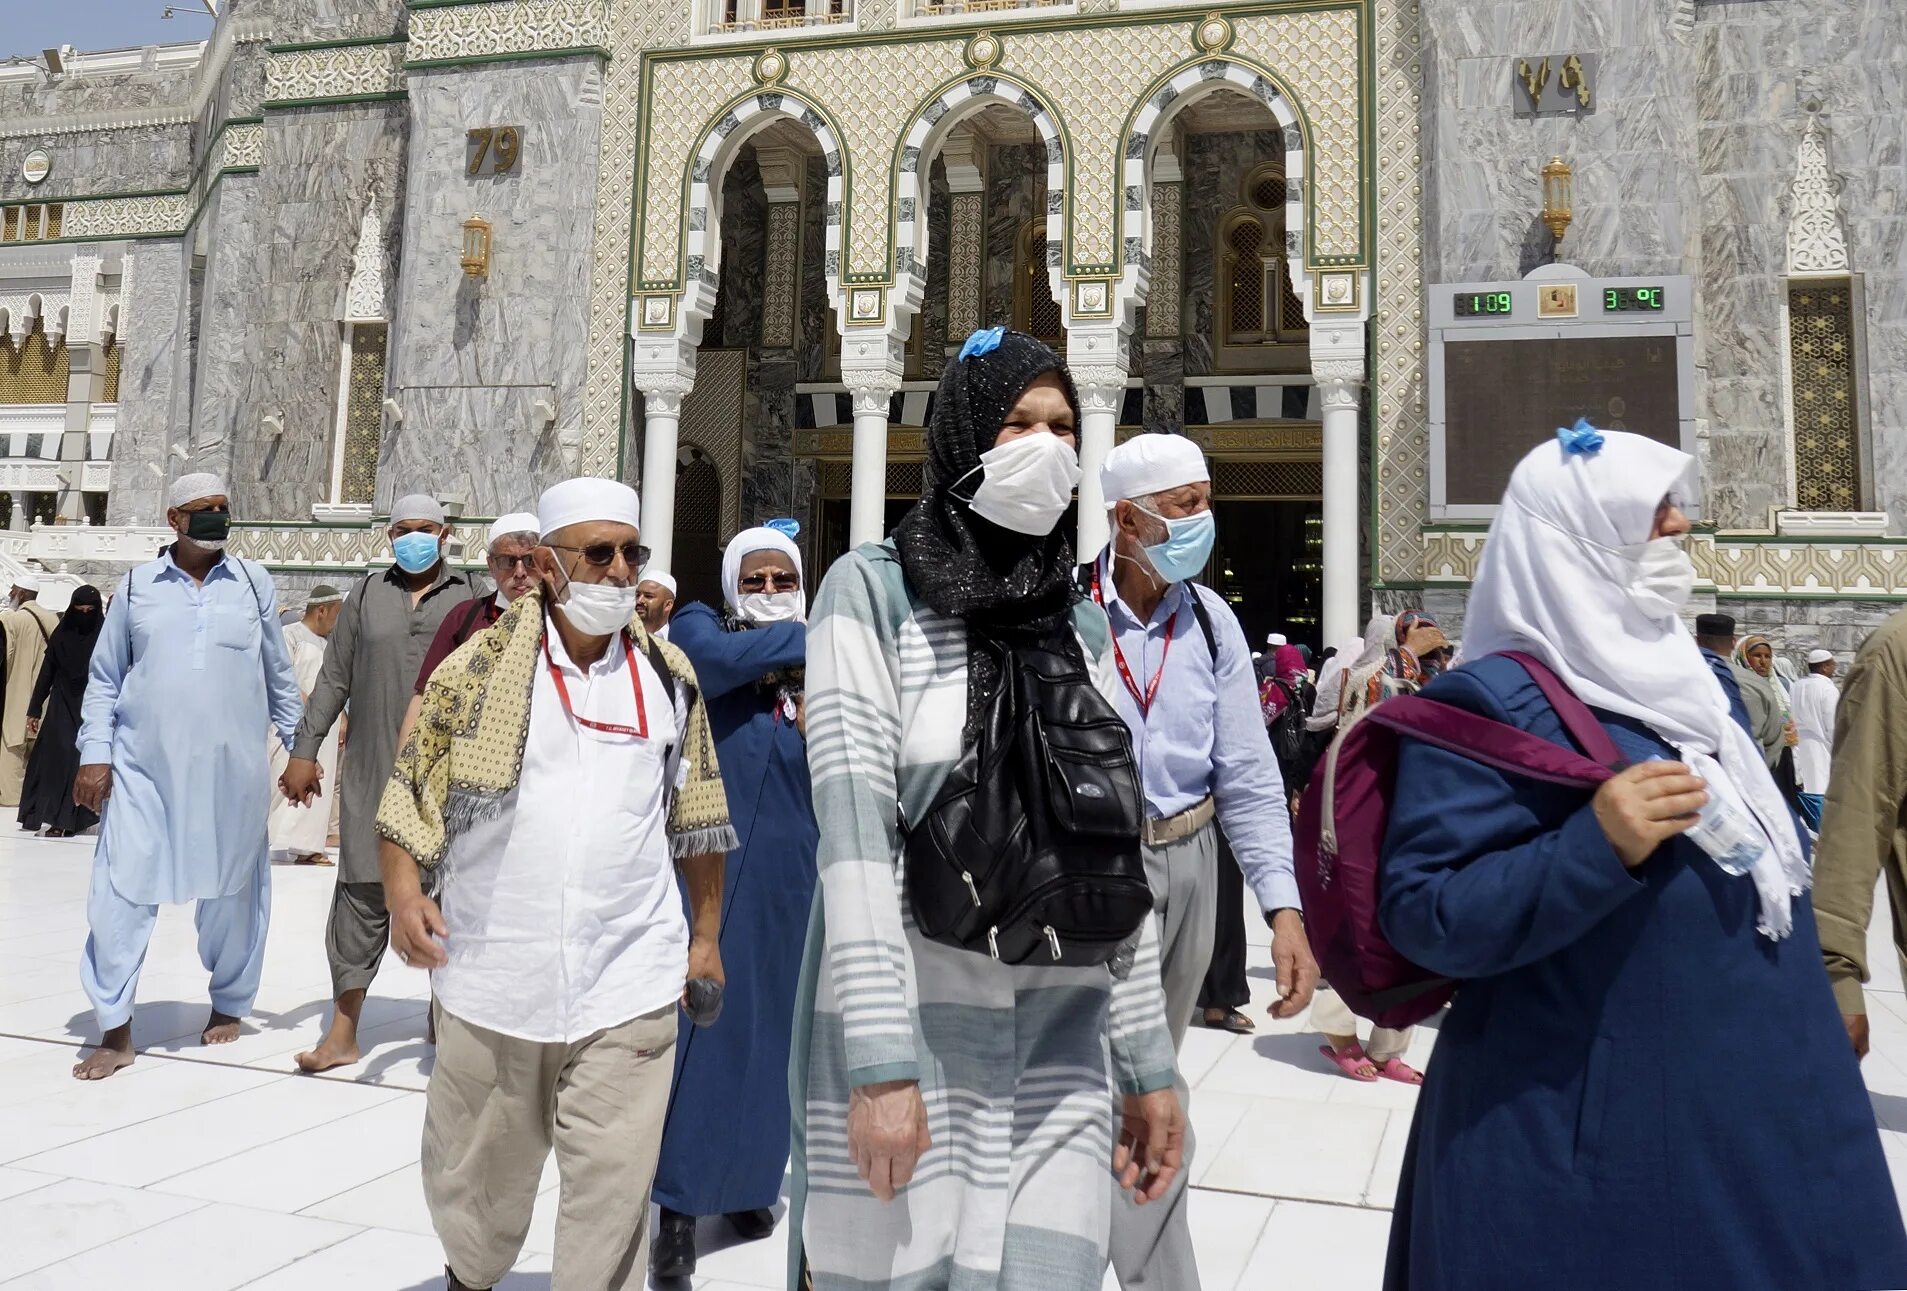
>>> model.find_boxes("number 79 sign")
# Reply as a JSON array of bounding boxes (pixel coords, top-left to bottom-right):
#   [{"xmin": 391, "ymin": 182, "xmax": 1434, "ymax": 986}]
[{"xmin": 466, "ymin": 127, "xmax": 523, "ymax": 177}]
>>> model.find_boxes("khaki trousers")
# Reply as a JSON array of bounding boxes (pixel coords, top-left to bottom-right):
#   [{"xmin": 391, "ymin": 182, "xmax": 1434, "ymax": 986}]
[
  {"xmin": 424, "ymin": 1002, "xmax": 678, "ymax": 1290},
  {"xmin": 1310, "ymin": 988, "xmax": 1412, "ymax": 1063}
]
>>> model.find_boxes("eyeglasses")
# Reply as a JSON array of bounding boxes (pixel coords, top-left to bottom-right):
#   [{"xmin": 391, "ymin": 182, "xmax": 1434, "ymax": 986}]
[
  {"xmin": 489, "ymin": 553, "xmax": 536, "ymax": 571},
  {"xmin": 548, "ymin": 541, "xmax": 650, "ymax": 571},
  {"xmin": 737, "ymin": 573, "xmax": 801, "ymax": 593}
]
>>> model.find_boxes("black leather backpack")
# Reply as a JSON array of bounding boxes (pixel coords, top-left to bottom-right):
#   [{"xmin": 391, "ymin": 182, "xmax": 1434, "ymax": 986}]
[{"xmin": 902, "ymin": 634, "xmax": 1153, "ymax": 966}]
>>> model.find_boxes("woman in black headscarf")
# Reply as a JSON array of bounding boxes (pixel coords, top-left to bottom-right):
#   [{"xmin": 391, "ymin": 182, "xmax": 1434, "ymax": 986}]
[
  {"xmin": 21, "ymin": 585, "xmax": 104, "ymax": 836},
  {"xmin": 789, "ymin": 328, "xmax": 1183, "ymax": 1291}
]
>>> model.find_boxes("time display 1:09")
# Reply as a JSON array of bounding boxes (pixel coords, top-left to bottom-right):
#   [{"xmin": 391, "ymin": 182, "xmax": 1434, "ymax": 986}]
[
  {"xmin": 1605, "ymin": 286, "xmax": 1666, "ymax": 312},
  {"xmin": 1455, "ymin": 291, "xmax": 1514, "ymax": 317}
]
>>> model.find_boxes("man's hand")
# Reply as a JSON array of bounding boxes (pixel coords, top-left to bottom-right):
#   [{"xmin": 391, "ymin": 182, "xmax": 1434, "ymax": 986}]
[
  {"xmin": 1784, "ymin": 720, "xmax": 1800, "ymax": 749},
  {"xmin": 1267, "ymin": 908, "xmax": 1319, "ymax": 1018},
  {"xmin": 1593, "ymin": 761, "xmax": 1707, "ymax": 869},
  {"xmin": 389, "ymin": 891, "xmax": 448, "ymax": 970},
  {"xmin": 25, "ymin": 717, "xmax": 39, "ymax": 741},
  {"xmin": 685, "ymin": 934, "xmax": 724, "ymax": 996},
  {"xmin": 847, "ymin": 1079, "xmax": 931, "ymax": 1201},
  {"xmin": 1114, "ymin": 1088, "xmax": 1185, "ymax": 1204},
  {"xmin": 74, "ymin": 763, "xmax": 111, "ymax": 813},
  {"xmin": 1846, "ymin": 1012, "xmax": 1871, "ymax": 1062},
  {"xmin": 795, "ymin": 694, "xmax": 807, "ymax": 738},
  {"xmin": 279, "ymin": 757, "xmax": 322, "ymax": 807}
]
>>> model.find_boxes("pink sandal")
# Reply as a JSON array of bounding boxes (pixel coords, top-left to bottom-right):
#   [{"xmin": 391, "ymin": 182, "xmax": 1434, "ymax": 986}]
[
  {"xmin": 1319, "ymin": 1042, "xmax": 1380, "ymax": 1083},
  {"xmin": 1375, "ymin": 1057, "xmax": 1423, "ymax": 1085}
]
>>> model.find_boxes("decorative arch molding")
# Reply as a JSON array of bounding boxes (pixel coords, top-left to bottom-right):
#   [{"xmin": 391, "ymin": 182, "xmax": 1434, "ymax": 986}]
[
  {"xmin": 891, "ymin": 71, "xmax": 1070, "ymax": 326},
  {"xmin": 670, "ymin": 88, "xmax": 849, "ymax": 340},
  {"xmin": 1120, "ymin": 55, "xmax": 1311, "ymax": 310}
]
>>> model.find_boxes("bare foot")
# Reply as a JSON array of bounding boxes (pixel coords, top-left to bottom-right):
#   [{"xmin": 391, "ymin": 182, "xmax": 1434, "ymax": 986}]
[
  {"xmin": 202, "ymin": 1010, "xmax": 242, "ymax": 1045},
  {"xmin": 295, "ymin": 1019, "xmax": 361, "ymax": 1074},
  {"xmin": 73, "ymin": 1023, "xmax": 135, "ymax": 1080}
]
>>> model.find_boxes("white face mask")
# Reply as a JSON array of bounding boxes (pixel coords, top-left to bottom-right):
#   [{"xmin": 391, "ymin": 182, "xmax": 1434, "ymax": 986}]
[
  {"xmin": 737, "ymin": 590, "xmax": 805, "ymax": 624},
  {"xmin": 1628, "ymin": 536, "xmax": 1695, "ymax": 621},
  {"xmin": 961, "ymin": 432, "xmax": 1081, "ymax": 536},
  {"xmin": 556, "ymin": 579, "xmax": 638, "ymax": 636}
]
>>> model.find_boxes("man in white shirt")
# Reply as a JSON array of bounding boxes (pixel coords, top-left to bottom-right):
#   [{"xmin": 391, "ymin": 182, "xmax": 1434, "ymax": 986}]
[
  {"xmin": 268, "ymin": 585, "xmax": 343, "ymax": 864},
  {"xmin": 377, "ymin": 477, "xmax": 736, "ymax": 1291},
  {"xmin": 636, "ymin": 570, "xmax": 676, "ymax": 640},
  {"xmin": 1791, "ymin": 647, "xmax": 1841, "ymax": 829}
]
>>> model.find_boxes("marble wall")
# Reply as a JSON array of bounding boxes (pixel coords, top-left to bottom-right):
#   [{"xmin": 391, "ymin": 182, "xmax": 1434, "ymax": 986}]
[
  {"xmin": 795, "ymin": 156, "xmax": 829, "ymax": 382},
  {"xmin": 1182, "ymin": 129, "xmax": 1291, "ymax": 379},
  {"xmin": 917, "ymin": 158, "xmax": 953, "ymax": 373},
  {"xmin": 0, "ymin": 127, "xmax": 194, "ymax": 205},
  {"xmin": 983, "ymin": 143, "xmax": 1044, "ymax": 328},
  {"xmin": 254, "ymin": 0, "xmax": 407, "ymax": 43},
  {"xmin": 383, "ymin": 58, "xmax": 602, "ymax": 517},
  {"xmin": 107, "ymin": 240, "xmax": 189, "ymax": 528},
  {"xmin": 183, "ymin": 175, "xmax": 261, "ymax": 486}
]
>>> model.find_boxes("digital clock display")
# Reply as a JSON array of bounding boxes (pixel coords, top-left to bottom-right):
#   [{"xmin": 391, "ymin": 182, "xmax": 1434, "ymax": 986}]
[
  {"xmin": 1455, "ymin": 290, "xmax": 1514, "ymax": 318},
  {"xmin": 1604, "ymin": 285, "xmax": 1666, "ymax": 312}
]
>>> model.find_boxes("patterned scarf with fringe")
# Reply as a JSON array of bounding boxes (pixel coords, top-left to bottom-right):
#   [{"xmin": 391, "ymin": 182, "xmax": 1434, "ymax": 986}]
[{"xmin": 376, "ymin": 587, "xmax": 738, "ymax": 870}]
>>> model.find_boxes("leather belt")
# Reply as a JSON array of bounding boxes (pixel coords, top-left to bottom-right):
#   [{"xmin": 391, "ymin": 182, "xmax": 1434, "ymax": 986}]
[{"xmin": 1142, "ymin": 796, "xmax": 1216, "ymax": 847}]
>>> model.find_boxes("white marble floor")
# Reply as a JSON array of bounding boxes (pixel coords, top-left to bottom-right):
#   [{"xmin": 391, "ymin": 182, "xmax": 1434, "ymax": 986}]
[{"xmin": 2, "ymin": 833, "xmax": 1905, "ymax": 1289}]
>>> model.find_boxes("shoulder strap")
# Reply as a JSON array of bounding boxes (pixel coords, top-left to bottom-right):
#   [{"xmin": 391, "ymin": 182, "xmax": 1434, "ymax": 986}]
[
  {"xmin": 28, "ymin": 607, "xmax": 49, "ymax": 645},
  {"xmin": 1496, "ymin": 651, "xmax": 1626, "ymax": 769},
  {"xmin": 1183, "ymin": 585, "xmax": 1219, "ymax": 660},
  {"xmin": 1364, "ymin": 694, "xmax": 1613, "ymax": 789}
]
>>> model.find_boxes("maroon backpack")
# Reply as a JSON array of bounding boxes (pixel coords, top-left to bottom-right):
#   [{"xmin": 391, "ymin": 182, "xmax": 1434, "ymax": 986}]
[{"xmin": 1293, "ymin": 651, "xmax": 1624, "ymax": 1029}]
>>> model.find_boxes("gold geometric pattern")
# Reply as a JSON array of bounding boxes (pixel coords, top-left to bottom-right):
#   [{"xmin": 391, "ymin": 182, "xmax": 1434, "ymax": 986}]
[
  {"xmin": 1212, "ymin": 459, "xmax": 1323, "ymax": 498},
  {"xmin": 340, "ymin": 323, "xmax": 387, "ymax": 504},
  {"xmin": 1788, "ymin": 280, "xmax": 1862, "ymax": 511},
  {"xmin": 1371, "ymin": 0, "xmax": 1429, "ymax": 583},
  {"xmin": 0, "ymin": 325, "xmax": 68, "ymax": 405},
  {"xmin": 102, "ymin": 339, "xmax": 121, "ymax": 403},
  {"xmin": 1232, "ymin": 9, "xmax": 1362, "ymax": 263}
]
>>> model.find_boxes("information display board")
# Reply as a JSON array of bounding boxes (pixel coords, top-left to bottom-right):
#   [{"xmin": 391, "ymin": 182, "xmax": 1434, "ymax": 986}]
[{"xmin": 1427, "ymin": 274, "xmax": 1695, "ymax": 519}]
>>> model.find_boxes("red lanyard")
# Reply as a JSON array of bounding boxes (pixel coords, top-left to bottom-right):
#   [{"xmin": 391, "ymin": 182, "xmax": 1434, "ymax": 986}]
[
  {"xmin": 542, "ymin": 630, "xmax": 648, "ymax": 739},
  {"xmin": 1091, "ymin": 566, "xmax": 1176, "ymax": 716}
]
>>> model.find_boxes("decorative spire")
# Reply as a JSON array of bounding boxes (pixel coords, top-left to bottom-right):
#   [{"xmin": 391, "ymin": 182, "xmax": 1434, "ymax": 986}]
[
  {"xmin": 343, "ymin": 204, "xmax": 387, "ymax": 321},
  {"xmin": 1786, "ymin": 117, "xmax": 1850, "ymax": 275}
]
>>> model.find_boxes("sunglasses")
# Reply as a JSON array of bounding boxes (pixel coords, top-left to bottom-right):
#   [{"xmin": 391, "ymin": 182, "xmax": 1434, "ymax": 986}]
[
  {"xmin": 548, "ymin": 541, "xmax": 650, "ymax": 571},
  {"xmin": 738, "ymin": 572, "xmax": 801, "ymax": 593},
  {"xmin": 490, "ymin": 553, "xmax": 537, "ymax": 571}
]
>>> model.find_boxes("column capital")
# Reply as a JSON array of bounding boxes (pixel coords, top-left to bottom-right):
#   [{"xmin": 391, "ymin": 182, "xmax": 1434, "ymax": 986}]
[
  {"xmin": 1312, "ymin": 358, "xmax": 1364, "ymax": 410},
  {"xmin": 1069, "ymin": 366, "xmax": 1129, "ymax": 414},
  {"xmin": 940, "ymin": 133, "xmax": 986, "ymax": 195},
  {"xmin": 755, "ymin": 144, "xmax": 806, "ymax": 205}
]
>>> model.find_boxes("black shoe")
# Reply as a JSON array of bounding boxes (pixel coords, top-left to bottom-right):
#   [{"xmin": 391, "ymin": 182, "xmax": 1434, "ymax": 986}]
[
  {"xmin": 652, "ymin": 1209, "xmax": 697, "ymax": 1280},
  {"xmin": 727, "ymin": 1207, "xmax": 778, "ymax": 1241}
]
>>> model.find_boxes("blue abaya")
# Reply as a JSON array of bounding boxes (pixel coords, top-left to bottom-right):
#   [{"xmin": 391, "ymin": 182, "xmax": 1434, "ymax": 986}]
[
  {"xmin": 653, "ymin": 603, "xmax": 818, "ymax": 1217},
  {"xmin": 1380, "ymin": 655, "xmax": 1907, "ymax": 1291}
]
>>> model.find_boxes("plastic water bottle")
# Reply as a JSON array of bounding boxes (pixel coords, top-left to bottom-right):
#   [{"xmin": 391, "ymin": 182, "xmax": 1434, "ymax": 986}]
[{"xmin": 1653, "ymin": 752, "xmax": 1764, "ymax": 876}]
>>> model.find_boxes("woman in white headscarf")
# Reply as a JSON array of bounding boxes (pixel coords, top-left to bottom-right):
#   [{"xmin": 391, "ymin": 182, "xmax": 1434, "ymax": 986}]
[
  {"xmin": 1377, "ymin": 429, "xmax": 1906, "ymax": 1291},
  {"xmin": 649, "ymin": 524, "xmax": 817, "ymax": 1280}
]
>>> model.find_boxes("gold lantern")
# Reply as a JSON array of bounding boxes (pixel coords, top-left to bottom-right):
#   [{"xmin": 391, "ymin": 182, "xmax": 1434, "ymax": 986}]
[
  {"xmin": 460, "ymin": 215, "xmax": 492, "ymax": 279},
  {"xmin": 1540, "ymin": 157, "xmax": 1574, "ymax": 243}
]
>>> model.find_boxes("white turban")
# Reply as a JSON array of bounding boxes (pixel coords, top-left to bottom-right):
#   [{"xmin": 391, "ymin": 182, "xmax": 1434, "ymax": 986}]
[
  {"xmin": 640, "ymin": 571, "xmax": 678, "ymax": 597},
  {"xmin": 12, "ymin": 573, "xmax": 40, "ymax": 593},
  {"xmin": 1807, "ymin": 648, "xmax": 1835, "ymax": 665},
  {"xmin": 538, "ymin": 477, "xmax": 640, "ymax": 538},
  {"xmin": 1266, "ymin": 632, "xmax": 1288, "ymax": 647},
  {"xmin": 1099, "ymin": 433, "xmax": 1210, "ymax": 508},
  {"xmin": 166, "ymin": 472, "xmax": 226, "ymax": 509},
  {"xmin": 390, "ymin": 493, "xmax": 446, "ymax": 526},
  {"xmin": 487, "ymin": 512, "xmax": 540, "ymax": 545},
  {"xmin": 721, "ymin": 526, "xmax": 803, "ymax": 614}
]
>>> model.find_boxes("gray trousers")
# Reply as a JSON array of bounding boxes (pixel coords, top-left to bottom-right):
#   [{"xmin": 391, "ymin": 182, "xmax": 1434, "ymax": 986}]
[
  {"xmin": 424, "ymin": 1002, "xmax": 678, "ymax": 1290},
  {"xmin": 326, "ymin": 880, "xmax": 388, "ymax": 998},
  {"xmin": 1109, "ymin": 818, "xmax": 1217, "ymax": 1291}
]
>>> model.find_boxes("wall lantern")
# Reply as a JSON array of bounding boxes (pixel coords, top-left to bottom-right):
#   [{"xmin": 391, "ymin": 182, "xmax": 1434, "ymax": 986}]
[
  {"xmin": 460, "ymin": 215, "xmax": 492, "ymax": 279},
  {"xmin": 1540, "ymin": 156, "xmax": 1574, "ymax": 243}
]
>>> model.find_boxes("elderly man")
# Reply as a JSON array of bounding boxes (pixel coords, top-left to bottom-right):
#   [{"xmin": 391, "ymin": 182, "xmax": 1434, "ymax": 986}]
[
  {"xmin": 1791, "ymin": 647, "xmax": 1840, "ymax": 829},
  {"xmin": 636, "ymin": 570, "xmax": 677, "ymax": 639},
  {"xmin": 280, "ymin": 493, "xmax": 478, "ymax": 1073},
  {"xmin": 269, "ymin": 585, "xmax": 344, "ymax": 865},
  {"xmin": 1088, "ymin": 433, "xmax": 1319, "ymax": 1291},
  {"xmin": 378, "ymin": 477, "xmax": 735, "ymax": 1291},
  {"xmin": 71, "ymin": 473, "xmax": 303, "ymax": 1079},
  {"xmin": 1693, "ymin": 612, "xmax": 1752, "ymax": 734},
  {"xmin": 0, "ymin": 571, "xmax": 59, "ymax": 806}
]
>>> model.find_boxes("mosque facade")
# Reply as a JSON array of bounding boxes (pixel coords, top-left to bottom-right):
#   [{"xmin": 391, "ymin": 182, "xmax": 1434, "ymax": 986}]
[{"xmin": 0, "ymin": 0, "xmax": 1899, "ymax": 653}]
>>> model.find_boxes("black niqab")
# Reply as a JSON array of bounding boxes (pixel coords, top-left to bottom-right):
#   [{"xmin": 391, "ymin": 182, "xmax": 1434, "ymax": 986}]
[
  {"xmin": 46, "ymin": 585, "xmax": 104, "ymax": 686},
  {"xmin": 892, "ymin": 330, "xmax": 1084, "ymax": 737}
]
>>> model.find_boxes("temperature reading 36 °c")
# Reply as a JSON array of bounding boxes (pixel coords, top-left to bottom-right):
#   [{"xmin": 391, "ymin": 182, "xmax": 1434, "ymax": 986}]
[{"xmin": 1605, "ymin": 285, "xmax": 1666, "ymax": 312}]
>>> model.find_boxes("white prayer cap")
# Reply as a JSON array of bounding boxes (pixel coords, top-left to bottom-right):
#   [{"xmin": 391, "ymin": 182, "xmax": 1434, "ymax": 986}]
[
  {"xmin": 1266, "ymin": 632, "xmax": 1288, "ymax": 647},
  {"xmin": 487, "ymin": 512, "xmax": 540, "ymax": 545},
  {"xmin": 538, "ymin": 477, "xmax": 641, "ymax": 538},
  {"xmin": 1100, "ymin": 433, "xmax": 1210, "ymax": 508},
  {"xmin": 1807, "ymin": 648, "xmax": 1835, "ymax": 665},
  {"xmin": 166, "ymin": 472, "xmax": 227, "ymax": 509},
  {"xmin": 390, "ymin": 493, "xmax": 446, "ymax": 526},
  {"xmin": 640, "ymin": 572, "xmax": 678, "ymax": 597},
  {"xmin": 304, "ymin": 584, "xmax": 344, "ymax": 607},
  {"xmin": 11, "ymin": 573, "xmax": 40, "ymax": 593}
]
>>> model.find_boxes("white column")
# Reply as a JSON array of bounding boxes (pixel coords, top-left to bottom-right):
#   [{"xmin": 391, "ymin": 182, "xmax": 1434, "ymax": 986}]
[
  {"xmin": 1071, "ymin": 375, "xmax": 1123, "ymax": 559},
  {"xmin": 7, "ymin": 493, "xmax": 24, "ymax": 533},
  {"xmin": 636, "ymin": 379, "xmax": 691, "ymax": 575},
  {"xmin": 1314, "ymin": 358, "xmax": 1363, "ymax": 648},
  {"xmin": 846, "ymin": 382, "xmax": 893, "ymax": 547}
]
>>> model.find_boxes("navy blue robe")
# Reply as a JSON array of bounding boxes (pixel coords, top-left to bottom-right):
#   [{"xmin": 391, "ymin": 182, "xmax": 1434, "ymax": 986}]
[
  {"xmin": 653, "ymin": 603, "xmax": 818, "ymax": 1217},
  {"xmin": 1380, "ymin": 656, "xmax": 1907, "ymax": 1291}
]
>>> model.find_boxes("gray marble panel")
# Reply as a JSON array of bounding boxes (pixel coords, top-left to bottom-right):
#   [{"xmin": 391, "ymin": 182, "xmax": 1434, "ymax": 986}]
[
  {"xmin": 184, "ymin": 175, "xmax": 262, "ymax": 489},
  {"xmin": 713, "ymin": 151, "xmax": 767, "ymax": 350},
  {"xmin": 796, "ymin": 155, "xmax": 830, "ymax": 380},
  {"xmin": 107, "ymin": 239, "xmax": 188, "ymax": 528},
  {"xmin": 1181, "ymin": 128, "xmax": 1285, "ymax": 378},
  {"xmin": 983, "ymin": 144, "xmax": 1042, "ymax": 328},
  {"xmin": 918, "ymin": 158, "xmax": 952, "ymax": 372},
  {"xmin": 377, "ymin": 384, "xmax": 563, "ymax": 518},
  {"xmin": 1141, "ymin": 341, "xmax": 1184, "ymax": 433}
]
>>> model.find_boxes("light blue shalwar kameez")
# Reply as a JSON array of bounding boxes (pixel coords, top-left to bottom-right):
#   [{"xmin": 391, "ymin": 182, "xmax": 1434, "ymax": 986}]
[{"xmin": 77, "ymin": 550, "xmax": 303, "ymax": 1031}]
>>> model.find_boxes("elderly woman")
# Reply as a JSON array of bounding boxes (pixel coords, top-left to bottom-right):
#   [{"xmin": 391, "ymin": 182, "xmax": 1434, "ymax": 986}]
[
  {"xmin": 789, "ymin": 329, "xmax": 1182, "ymax": 1291},
  {"xmin": 1378, "ymin": 429, "xmax": 1907, "ymax": 1290},
  {"xmin": 648, "ymin": 525, "xmax": 816, "ymax": 1278}
]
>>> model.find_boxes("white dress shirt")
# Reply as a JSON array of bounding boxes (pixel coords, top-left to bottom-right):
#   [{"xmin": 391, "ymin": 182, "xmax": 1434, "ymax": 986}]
[
  {"xmin": 435, "ymin": 618, "xmax": 683, "ymax": 1043},
  {"xmin": 1789, "ymin": 671, "xmax": 1839, "ymax": 795}
]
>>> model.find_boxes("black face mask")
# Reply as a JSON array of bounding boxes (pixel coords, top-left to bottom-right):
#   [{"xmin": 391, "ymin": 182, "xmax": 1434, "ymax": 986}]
[{"xmin": 183, "ymin": 510, "xmax": 231, "ymax": 543}]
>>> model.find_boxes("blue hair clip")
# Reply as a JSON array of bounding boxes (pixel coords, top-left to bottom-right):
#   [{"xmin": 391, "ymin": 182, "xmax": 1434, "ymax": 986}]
[
  {"xmin": 1556, "ymin": 417, "xmax": 1605, "ymax": 456},
  {"xmin": 959, "ymin": 326, "xmax": 1005, "ymax": 361}
]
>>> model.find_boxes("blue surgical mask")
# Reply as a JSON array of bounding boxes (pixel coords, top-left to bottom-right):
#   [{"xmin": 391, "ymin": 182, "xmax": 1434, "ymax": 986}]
[
  {"xmin": 1136, "ymin": 506, "xmax": 1216, "ymax": 585},
  {"xmin": 392, "ymin": 530, "xmax": 441, "ymax": 574}
]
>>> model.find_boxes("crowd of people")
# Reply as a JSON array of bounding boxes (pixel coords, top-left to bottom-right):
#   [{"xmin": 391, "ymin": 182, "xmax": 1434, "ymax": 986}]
[{"xmin": 33, "ymin": 326, "xmax": 1907, "ymax": 1291}]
